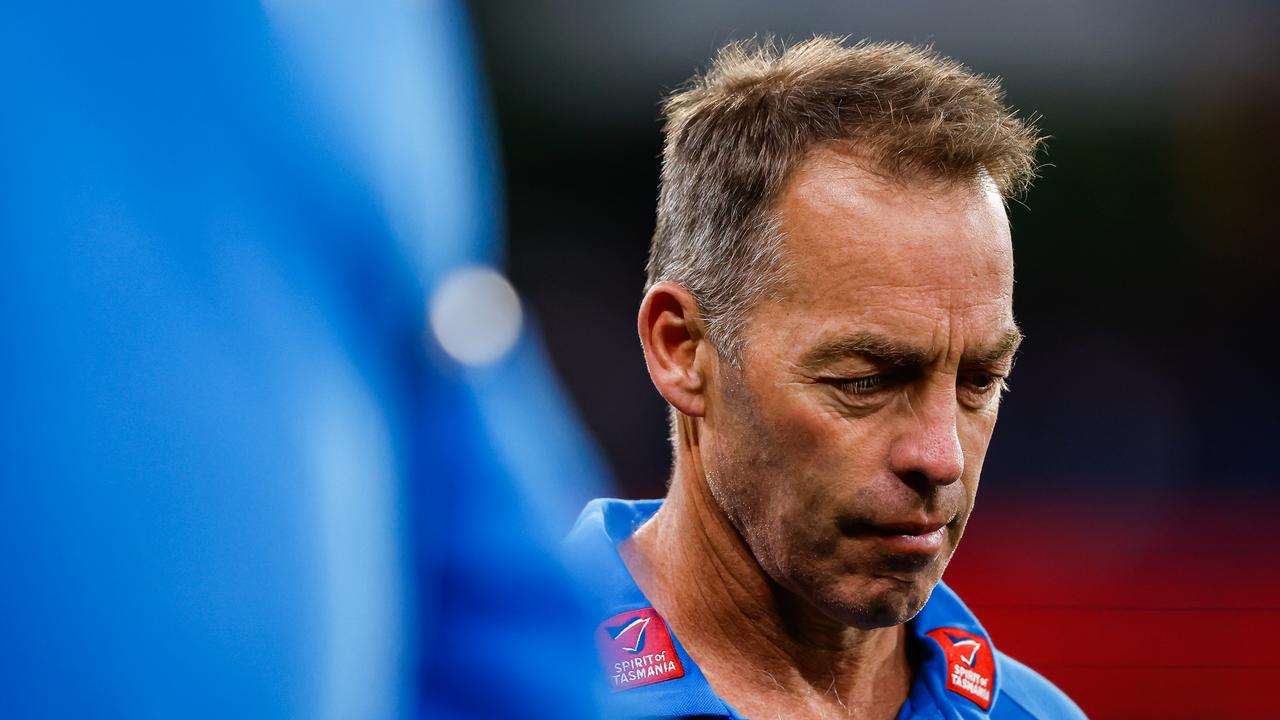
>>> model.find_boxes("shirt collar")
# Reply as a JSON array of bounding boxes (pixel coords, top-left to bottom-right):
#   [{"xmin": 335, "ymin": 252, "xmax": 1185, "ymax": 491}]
[{"xmin": 566, "ymin": 498, "xmax": 1005, "ymax": 719}]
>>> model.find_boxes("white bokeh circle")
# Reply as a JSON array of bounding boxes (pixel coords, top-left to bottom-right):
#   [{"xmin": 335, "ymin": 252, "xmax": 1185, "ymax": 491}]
[{"xmin": 428, "ymin": 266, "xmax": 523, "ymax": 367}]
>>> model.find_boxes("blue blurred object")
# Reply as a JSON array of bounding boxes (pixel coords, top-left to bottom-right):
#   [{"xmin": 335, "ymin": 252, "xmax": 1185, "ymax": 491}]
[{"xmin": 0, "ymin": 1, "xmax": 607, "ymax": 717}]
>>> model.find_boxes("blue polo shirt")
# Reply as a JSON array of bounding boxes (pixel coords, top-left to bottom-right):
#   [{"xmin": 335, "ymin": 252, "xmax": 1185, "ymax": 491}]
[{"xmin": 565, "ymin": 499, "xmax": 1086, "ymax": 719}]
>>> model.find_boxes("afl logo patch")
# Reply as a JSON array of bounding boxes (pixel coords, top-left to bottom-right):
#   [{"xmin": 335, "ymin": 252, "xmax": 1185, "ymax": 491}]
[
  {"xmin": 926, "ymin": 627, "xmax": 995, "ymax": 710},
  {"xmin": 595, "ymin": 607, "xmax": 684, "ymax": 691}
]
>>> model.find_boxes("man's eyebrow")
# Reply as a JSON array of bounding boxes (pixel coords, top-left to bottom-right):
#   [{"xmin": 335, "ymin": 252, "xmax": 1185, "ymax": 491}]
[
  {"xmin": 963, "ymin": 327, "xmax": 1024, "ymax": 366},
  {"xmin": 800, "ymin": 332, "xmax": 931, "ymax": 371},
  {"xmin": 800, "ymin": 327, "xmax": 1024, "ymax": 371}
]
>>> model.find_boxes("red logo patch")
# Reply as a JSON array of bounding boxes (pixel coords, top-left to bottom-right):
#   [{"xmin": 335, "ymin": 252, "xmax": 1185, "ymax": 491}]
[
  {"xmin": 595, "ymin": 607, "xmax": 685, "ymax": 691},
  {"xmin": 926, "ymin": 627, "xmax": 995, "ymax": 710}
]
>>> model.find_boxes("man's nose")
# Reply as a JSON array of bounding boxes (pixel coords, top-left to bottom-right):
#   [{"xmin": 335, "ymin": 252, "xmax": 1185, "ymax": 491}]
[{"xmin": 889, "ymin": 389, "xmax": 964, "ymax": 487}]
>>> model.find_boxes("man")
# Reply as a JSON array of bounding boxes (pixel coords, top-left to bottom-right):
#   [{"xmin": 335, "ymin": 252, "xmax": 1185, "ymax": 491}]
[{"xmin": 566, "ymin": 37, "xmax": 1086, "ymax": 719}]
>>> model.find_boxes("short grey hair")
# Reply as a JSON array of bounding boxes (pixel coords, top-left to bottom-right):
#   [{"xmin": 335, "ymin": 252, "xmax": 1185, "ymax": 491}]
[{"xmin": 645, "ymin": 36, "xmax": 1042, "ymax": 364}]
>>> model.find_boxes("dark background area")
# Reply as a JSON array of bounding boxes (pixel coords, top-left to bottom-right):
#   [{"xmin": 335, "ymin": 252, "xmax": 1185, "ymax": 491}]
[{"xmin": 469, "ymin": 2, "xmax": 1279, "ymax": 716}]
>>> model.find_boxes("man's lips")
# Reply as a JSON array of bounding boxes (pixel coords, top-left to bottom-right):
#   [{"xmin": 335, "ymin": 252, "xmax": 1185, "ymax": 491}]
[
  {"xmin": 842, "ymin": 517, "xmax": 951, "ymax": 535},
  {"xmin": 840, "ymin": 518, "xmax": 953, "ymax": 553},
  {"xmin": 866, "ymin": 520, "xmax": 948, "ymax": 536}
]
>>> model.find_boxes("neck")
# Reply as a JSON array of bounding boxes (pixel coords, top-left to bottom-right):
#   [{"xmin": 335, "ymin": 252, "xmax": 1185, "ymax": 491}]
[{"xmin": 620, "ymin": 429, "xmax": 913, "ymax": 719}]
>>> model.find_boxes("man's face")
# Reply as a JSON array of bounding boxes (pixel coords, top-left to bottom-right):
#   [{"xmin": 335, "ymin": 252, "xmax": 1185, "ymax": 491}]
[{"xmin": 700, "ymin": 146, "xmax": 1019, "ymax": 629}]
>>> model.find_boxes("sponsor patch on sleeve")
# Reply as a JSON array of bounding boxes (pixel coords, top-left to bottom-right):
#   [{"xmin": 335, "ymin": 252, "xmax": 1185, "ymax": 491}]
[
  {"xmin": 926, "ymin": 626, "xmax": 995, "ymax": 710},
  {"xmin": 595, "ymin": 607, "xmax": 685, "ymax": 691}
]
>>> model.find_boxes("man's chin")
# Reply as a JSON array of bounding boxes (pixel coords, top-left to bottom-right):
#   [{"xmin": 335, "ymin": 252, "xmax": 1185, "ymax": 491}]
[{"xmin": 817, "ymin": 575, "xmax": 939, "ymax": 630}]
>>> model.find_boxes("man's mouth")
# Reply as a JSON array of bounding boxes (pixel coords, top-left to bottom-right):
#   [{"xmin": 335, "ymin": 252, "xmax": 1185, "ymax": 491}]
[
  {"xmin": 839, "ymin": 517, "xmax": 953, "ymax": 554},
  {"xmin": 866, "ymin": 520, "xmax": 948, "ymax": 536}
]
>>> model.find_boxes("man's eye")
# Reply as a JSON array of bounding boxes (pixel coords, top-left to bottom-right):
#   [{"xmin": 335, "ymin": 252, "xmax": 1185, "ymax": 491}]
[
  {"xmin": 961, "ymin": 372, "xmax": 1007, "ymax": 396},
  {"xmin": 835, "ymin": 375, "xmax": 886, "ymax": 395},
  {"xmin": 969, "ymin": 373, "xmax": 995, "ymax": 390}
]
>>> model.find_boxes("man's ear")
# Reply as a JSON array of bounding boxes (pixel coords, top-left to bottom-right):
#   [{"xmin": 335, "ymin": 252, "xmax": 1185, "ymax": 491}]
[{"xmin": 638, "ymin": 282, "xmax": 710, "ymax": 418}]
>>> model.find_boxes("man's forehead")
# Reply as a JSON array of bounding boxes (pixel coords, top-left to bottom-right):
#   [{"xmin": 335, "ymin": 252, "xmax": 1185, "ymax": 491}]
[
  {"xmin": 761, "ymin": 147, "xmax": 1016, "ymax": 351},
  {"xmin": 782, "ymin": 143, "xmax": 1001, "ymax": 216},
  {"xmin": 775, "ymin": 147, "xmax": 1013, "ymax": 291}
]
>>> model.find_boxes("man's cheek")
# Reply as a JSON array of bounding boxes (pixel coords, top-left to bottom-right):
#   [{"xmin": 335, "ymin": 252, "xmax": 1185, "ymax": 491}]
[{"xmin": 768, "ymin": 513, "xmax": 839, "ymax": 580}]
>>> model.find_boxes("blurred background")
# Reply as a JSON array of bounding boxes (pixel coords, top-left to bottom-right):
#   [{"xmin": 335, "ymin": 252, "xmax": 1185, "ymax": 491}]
[
  {"xmin": 470, "ymin": 1, "xmax": 1280, "ymax": 717},
  {"xmin": 2, "ymin": 2, "xmax": 611, "ymax": 718}
]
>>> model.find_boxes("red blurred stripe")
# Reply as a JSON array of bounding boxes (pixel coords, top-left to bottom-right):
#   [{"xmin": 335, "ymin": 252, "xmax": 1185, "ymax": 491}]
[{"xmin": 945, "ymin": 492, "xmax": 1279, "ymax": 718}]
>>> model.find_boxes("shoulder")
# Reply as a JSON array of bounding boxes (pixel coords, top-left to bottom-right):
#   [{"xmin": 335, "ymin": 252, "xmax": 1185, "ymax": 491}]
[
  {"xmin": 562, "ymin": 498, "xmax": 665, "ymax": 610},
  {"xmin": 565, "ymin": 498, "xmax": 662, "ymax": 559},
  {"xmin": 914, "ymin": 583, "xmax": 1085, "ymax": 719},
  {"xmin": 993, "ymin": 651, "xmax": 1087, "ymax": 719}
]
